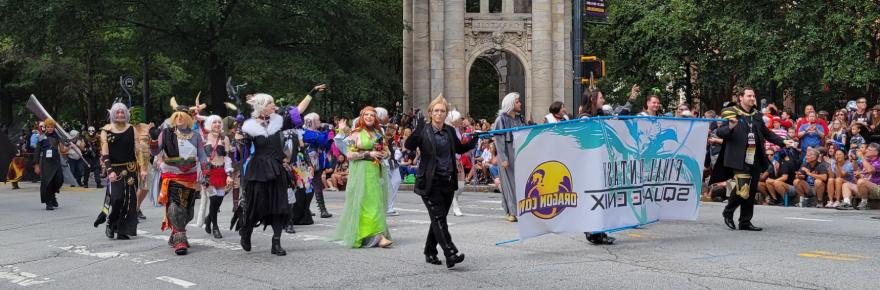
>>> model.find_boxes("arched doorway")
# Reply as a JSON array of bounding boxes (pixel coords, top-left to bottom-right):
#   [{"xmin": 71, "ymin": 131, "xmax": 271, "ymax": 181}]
[{"xmin": 467, "ymin": 49, "xmax": 528, "ymax": 122}]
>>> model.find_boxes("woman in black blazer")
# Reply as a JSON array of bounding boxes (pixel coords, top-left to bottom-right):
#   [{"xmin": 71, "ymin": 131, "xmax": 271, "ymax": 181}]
[{"xmin": 404, "ymin": 95, "xmax": 479, "ymax": 269}]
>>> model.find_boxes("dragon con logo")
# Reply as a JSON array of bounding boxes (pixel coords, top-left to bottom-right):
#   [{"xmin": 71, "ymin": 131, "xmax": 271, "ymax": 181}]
[{"xmin": 518, "ymin": 161, "xmax": 578, "ymax": 219}]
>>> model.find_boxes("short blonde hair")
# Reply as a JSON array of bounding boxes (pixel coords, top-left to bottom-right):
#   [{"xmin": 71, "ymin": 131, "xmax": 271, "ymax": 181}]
[
  {"xmin": 426, "ymin": 95, "xmax": 449, "ymax": 121},
  {"xmin": 170, "ymin": 111, "xmax": 194, "ymax": 129}
]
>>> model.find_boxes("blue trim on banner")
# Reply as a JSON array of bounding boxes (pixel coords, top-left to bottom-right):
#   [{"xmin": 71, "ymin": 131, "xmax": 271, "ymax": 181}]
[
  {"xmin": 496, "ymin": 219, "xmax": 662, "ymax": 246},
  {"xmin": 471, "ymin": 115, "xmax": 725, "ymax": 138}
]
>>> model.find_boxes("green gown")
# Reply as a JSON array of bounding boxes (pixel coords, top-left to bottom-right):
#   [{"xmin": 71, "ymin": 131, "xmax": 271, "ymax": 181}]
[{"xmin": 332, "ymin": 130, "xmax": 391, "ymax": 248}]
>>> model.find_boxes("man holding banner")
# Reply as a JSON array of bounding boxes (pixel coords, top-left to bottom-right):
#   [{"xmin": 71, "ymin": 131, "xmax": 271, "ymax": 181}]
[{"xmin": 711, "ymin": 88, "xmax": 794, "ymax": 231}]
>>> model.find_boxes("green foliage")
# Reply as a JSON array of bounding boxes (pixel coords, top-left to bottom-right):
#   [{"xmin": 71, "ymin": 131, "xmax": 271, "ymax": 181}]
[
  {"xmin": 0, "ymin": 0, "xmax": 404, "ymax": 128},
  {"xmin": 583, "ymin": 0, "xmax": 880, "ymax": 113}
]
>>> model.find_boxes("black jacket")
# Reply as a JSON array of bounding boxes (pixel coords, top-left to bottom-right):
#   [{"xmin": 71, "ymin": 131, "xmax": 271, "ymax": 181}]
[
  {"xmin": 710, "ymin": 106, "xmax": 786, "ymax": 183},
  {"xmin": 404, "ymin": 123, "xmax": 478, "ymax": 197}
]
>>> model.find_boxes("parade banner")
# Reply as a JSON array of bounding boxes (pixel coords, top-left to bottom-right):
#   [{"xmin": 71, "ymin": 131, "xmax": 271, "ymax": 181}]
[{"xmin": 512, "ymin": 116, "xmax": 710, "ymax": 239}]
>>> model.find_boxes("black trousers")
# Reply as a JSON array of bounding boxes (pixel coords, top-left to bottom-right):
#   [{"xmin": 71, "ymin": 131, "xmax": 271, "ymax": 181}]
[
  {"xmin": 422, "ymin": 175, "xmax": 458, "ymax": 257},
  {"xmin": 83, "ymin": 157, "xmax": 102, "ymax": 186},
  {"xmin": 723, "ymin": 169, "xmax": 760, "ymax": 224}
]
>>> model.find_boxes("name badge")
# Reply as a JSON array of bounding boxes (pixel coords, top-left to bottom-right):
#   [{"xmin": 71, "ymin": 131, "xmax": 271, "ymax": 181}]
[
  {"xmin": 745, "ymin": 132, "xmax": 756, "ymax": 165},
  {"xmin": 46, "ymin": 149, "xmax": 53, "ymax": 158}
]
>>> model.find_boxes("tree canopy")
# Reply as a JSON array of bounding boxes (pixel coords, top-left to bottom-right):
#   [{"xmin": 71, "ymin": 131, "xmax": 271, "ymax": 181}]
[{"xmin": 0, "ymin": 0, "xmax": 403, "ymax": 132}]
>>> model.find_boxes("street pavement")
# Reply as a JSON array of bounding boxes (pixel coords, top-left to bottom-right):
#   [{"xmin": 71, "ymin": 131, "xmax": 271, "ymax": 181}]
[{"xmin": 1, "ymin": 181, "xmax": 878, "ymax": 289}]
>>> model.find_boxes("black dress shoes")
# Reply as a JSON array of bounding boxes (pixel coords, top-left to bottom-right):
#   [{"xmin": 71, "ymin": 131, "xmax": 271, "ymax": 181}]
[
  {"xmin": 425, "ymin": 255, "xmax": 442, "ymax": 265},
  {"xmin": 445, "ymin": 253, "xmax": 465, "ymax": 269},
  {"xmin": 585, "ymin": 233, "xmax": 615, "ymax": 245},
  {"xmin": 722, "ymin": 212, "xmax": 736, "ymax": 230},
  {"xmin": 738, "ymin": 223, "xmax": 763, "ymax": 231}
]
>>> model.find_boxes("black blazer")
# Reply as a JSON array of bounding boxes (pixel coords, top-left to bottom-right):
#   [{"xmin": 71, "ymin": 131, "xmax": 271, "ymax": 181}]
[
  {"xmin": 404, "ymin": 123, "xmax": 478, "ymax": 197},
  {"xmin": 710, "ymin": 106, "xmax": 786, "ymax": 183}
]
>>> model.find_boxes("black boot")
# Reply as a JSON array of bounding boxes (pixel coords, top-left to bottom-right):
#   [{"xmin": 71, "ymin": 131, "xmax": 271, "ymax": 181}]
[
  {"xmin": 204, "ymin": 216, "xmax": 212, "ymax": 234},
  {"xmin": 316, "ymin": 192, "xmax": 332, "ymax": 218},
  {"xmin": 271, "ymin": 237, "xmax": 286, "ymax": 256},
  {"xmin": 239, "ymin": 225, "xmax": 252, "ymax": 252},
  {"xmin": 105, "ymin": 225, "xmax": 115, "ymax": 239},
  {"xmin": 12, "ymin": 182, "xmax": 20, "ymax": 190},
  {"xmin": 210, "ymin": 196, "xmax": 223, "ymax": 239}
]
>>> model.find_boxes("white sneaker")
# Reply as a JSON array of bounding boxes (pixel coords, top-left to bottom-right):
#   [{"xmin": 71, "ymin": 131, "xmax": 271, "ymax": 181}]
[
  {"xmin": 831, "ymin": 201, "xmax": 840, "ymax": 208},
  {"xmin": 452, "ymin": 207, "xmax": 463, "ymax": 216},
  {"xmin": 856, "ymin": 200, "xmax": 869, "ymax": 210}
]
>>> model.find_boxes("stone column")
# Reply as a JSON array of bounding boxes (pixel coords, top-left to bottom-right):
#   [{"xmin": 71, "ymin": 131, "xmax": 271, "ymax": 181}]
[
  {"xmin": 429, "ymin": 0, "xmax": 445, "ymax": 99},
  {"xmin": 402, "ymin": 0, "xmax": 413, "ymax": 112},
  {"xmin": 413, "ymin": 0, "xmax": 430, "ymax": 111},
  {"xmin": 444, "ymin": 0, "xmax": 466, "ymax": 113},
  {"xmin": 480, "ymin": 0, "xmax": 488, "ymax": 14},
  {"xmin": 502, "ymin": 0, "xmax": 514, "ymax": 14},
  {"xmin": 530, "ymin": 0, "xmax": 553, "ymax": 121},
  {"xmin": 551, "ymin": 0, "xmax": 572, "ymax": 108}
]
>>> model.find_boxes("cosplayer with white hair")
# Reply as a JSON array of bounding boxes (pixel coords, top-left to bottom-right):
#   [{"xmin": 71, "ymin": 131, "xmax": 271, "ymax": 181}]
[
  {"xmin": 301, "ymin": 111, "xmax": 335, "ymax": 219},
  {"xmin": 446, "ymin": 109, "xmax": 467, "ymax": 216},
  {"xmin": 195, "ymin": 114, "xmax": 234, "ymax": 239},
  {"xmin": 233, "ymin": 84, "xmax": 322, "ymax": 256},
  {"xmin": 109, "ymin": 102, "xmax": 131, "ymax": 124},
  {"xmin": 375, "ymin": 107, "xmax": 402, "ymax": 216},
  {"xmin": 94, "ymin": 102, "xmax": 148, "ymax": 241},
  {"xmin": 492, "ymin": 92, "xmax": 524, "ymax": 222}
]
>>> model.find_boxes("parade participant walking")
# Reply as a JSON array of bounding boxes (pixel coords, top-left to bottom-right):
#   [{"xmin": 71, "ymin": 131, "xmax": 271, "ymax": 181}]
[
  {"xmin": 576, "ymin": 88, "xmax": 619, "ymax": 245},
  {"xmin": 156, "ymin": 109, "xmax": 207, "ymax": 255},
  {"xmin": 376, "ymin": 107, "xmax": 403, "ymax": 217},
  {"xmin": 34, "ymin": 119, "xmax": 65, "ymax": 210},
  {"xmin": 544, "ymin": 101, "xmax": 570, "ymax": 123},
  {"xmin": 237, "ymin": 92, "xmax": 312, "ymax": 256},
  {"xmin": 133, "ymin": 121, "xmax": 155, "ymax": 220},
  {"xmin": 98, "ymin": 103, "xmax": 146, "ymax": 240},
  {"xmin": 711, "ymin": 88, "xmax": 792, "ymax": 231},
  {"xmin": 302, "ymin": 111, "xmax": 334, "ymax": 218},
  {"xmin": 405, "ymin": 96, "xmax": 478, "ymax": 268},
  {"xmin": 333, "ymin": 106, "xmax": 393, "ymax": 249},
  {"xmin": 226, "ymin": 116, "xmax": 247, "ymax": 213},
  {"xmin": 82, "ymin": 126, "xmax": 103, "ymax": 188},
  {"xmin": 202, "ymin": 115, "xmax": 233, "ymax": 239},
  {"xmin": 493, "ymin": 92, "xmax": 524, "ymax": 222}
]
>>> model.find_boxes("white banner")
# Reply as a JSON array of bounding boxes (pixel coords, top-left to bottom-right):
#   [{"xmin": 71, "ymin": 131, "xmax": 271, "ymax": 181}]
[{"xmin": 512, "ymin": 117, "xmax": 710, "ymax": 239}]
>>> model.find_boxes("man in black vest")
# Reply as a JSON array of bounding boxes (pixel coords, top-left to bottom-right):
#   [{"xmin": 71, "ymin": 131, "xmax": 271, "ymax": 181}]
[
  {"xmin": 404, "ymin": 95, "xmax": 479, "ymax": 269},
  {"xmin": 710, "ymin": 87, "xmax": 793, "ymax": 231}
]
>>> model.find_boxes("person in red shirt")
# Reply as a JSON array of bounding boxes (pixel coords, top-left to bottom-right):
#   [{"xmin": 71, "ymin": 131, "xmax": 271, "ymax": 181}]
[{"xmin": 795, "ymin": 105, "xmax": 829, "ymax": 135}]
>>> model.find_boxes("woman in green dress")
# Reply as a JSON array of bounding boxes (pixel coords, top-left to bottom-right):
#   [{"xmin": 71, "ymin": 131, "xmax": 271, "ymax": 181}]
[{"xmin": 333, "ymin": 106, "xmax": 393, "ymax": 248}]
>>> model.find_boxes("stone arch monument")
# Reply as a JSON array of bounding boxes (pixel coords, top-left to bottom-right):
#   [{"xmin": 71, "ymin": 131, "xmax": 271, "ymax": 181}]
[{"xmin": 402, "ymin": 0, "xmax": 573, "ymax": 121}]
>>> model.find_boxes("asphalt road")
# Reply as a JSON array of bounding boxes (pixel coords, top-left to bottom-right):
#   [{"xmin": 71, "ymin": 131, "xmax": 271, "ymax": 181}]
[{"xmin": 1, "ymin": 182, "xmax": 878, "ymax": 289}]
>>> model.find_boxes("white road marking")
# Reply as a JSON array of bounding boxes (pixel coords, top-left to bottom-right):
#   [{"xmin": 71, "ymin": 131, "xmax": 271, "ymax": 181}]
[
  {"xmin": 138, "ymin": 230, "xmax": 241, "ymax": 250},
  {"xmin": 50, "ymin": 245, "xmax": 168, "ymax": 265},
  {"xmin": 156, "ymin": 276, "xmax": 197, "ymax": 288},
  {"xmin": 0, "ymin": 266, "xmax": 52, "ymax": 287},
  {"xmin": 784, "ymin": 217, "xmax": 831, "ymax": 222},
  {"xmin": 54, "ymin": 245, "xmax": 126, "ymax": 259},
  {"xmin": 478, "ymin": 200, "xmax": 502, "ymax": 204}
]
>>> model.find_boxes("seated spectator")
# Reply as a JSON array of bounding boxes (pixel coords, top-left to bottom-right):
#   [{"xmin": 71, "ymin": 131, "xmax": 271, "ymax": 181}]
[
  {"xmin": 398, "ymin": 150, "xmax": 418, "ymax": 179},
  {"xmin": 853, "ymin": 143, "xmax": 880, "ymax": 210},
  {"xmin": 758, "ymin": 149, "xmax": 796, "ymax": 205},
  {"xmin": 826, "ymin": 149, "xmax": 854, "ymax": 208},
  {"xmin": 794, "ymin": 148, "xmax": 828, "ymax": 207},
  {"xmin": 326, "ymin": 155, "xmax": 349, "ymax": 191}
]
